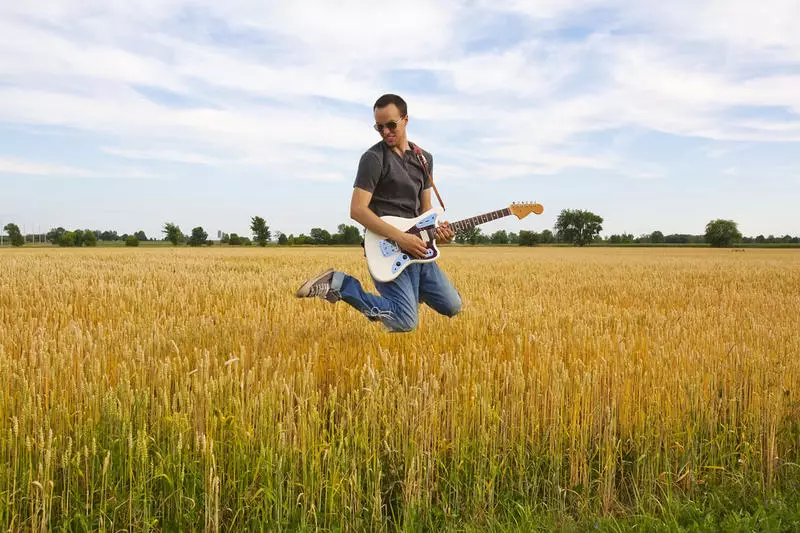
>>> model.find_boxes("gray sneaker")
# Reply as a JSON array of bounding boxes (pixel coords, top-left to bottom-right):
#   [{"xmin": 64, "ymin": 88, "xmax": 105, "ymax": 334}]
[{"xmin": 295, "ymin": 268, "xmax": 338, "ymax": 302}]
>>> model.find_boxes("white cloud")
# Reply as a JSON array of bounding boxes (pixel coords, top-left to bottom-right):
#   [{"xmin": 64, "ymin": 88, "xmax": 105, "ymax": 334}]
[
  {"xmin": 0, "ymin": 0, "xmax": 799, "ymax": 188},
  {"xmin": 0, "ymin": 157, "xmax": 163, "ymax": 179},
  {"xmin": 102, "ymin": 147, "xmax": 227, "ymax": 166},
  {"xmin": 0, "ymin": 158, "xmax": 95, "ymax": 177}
]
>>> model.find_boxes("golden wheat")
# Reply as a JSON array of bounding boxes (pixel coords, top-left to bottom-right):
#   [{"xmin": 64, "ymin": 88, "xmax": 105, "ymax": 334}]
[{"xmin": 0, "ymin": 246, "xmax": 798, "ymax": 530}]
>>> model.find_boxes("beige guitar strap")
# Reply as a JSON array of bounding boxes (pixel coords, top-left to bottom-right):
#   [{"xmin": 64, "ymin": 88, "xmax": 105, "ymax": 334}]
[{"xmin": 410, "ymin": 142, "xmax": 445, "ymax": 211}]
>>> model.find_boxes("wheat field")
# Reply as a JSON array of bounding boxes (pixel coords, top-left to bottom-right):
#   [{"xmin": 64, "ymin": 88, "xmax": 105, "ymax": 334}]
[{"xmin": 0, "ymin": 246, "xmax": 798, "ymax": 531}]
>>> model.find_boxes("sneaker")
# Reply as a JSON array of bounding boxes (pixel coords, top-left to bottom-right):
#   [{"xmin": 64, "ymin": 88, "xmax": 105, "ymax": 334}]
[{"xmin": 295, "ymin": 268, "xmax": 338, "ymax": 302}]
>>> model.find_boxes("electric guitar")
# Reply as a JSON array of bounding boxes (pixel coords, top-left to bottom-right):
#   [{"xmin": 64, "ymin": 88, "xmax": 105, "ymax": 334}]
[{"xmin": 364, "ymin": 202, "xmax": 544, "ymax": 282}]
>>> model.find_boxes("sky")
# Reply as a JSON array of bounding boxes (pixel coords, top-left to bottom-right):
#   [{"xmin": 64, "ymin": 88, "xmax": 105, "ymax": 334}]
[{"xmin": 1, "ymin": 0, "xmax": 799, "ymax": 240}]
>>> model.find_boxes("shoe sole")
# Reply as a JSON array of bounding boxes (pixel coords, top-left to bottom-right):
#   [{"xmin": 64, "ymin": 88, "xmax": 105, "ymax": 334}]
[{"xmin": 295, "ymin": 267, "xmax": 334, "ymax": 298}]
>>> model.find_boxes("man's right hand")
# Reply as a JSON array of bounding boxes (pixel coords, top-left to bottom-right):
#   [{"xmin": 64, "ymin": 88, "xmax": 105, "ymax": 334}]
[{"xmin": 395, "ymin": 232, "xmax": 429, "ymax": 259}]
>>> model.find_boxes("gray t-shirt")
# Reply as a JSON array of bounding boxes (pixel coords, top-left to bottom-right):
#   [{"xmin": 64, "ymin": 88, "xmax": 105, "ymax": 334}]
[{"xmin": 353, "ymin": 141, "xmax": 433, "ymax": 218}]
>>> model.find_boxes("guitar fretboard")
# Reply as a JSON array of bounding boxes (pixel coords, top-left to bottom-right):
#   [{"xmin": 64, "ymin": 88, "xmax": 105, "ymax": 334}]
[{"xmin": 450, "ymin": 209, "xmax": 511, "ymax": 232}]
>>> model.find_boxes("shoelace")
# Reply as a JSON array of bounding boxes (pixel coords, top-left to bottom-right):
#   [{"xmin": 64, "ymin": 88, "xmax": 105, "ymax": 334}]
[{"xmin": 308, "ymin": 282, "xmax": 330, "ymax": 298}]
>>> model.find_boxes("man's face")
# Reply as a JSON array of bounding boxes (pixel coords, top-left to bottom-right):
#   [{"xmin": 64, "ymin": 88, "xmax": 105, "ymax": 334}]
[{"xmin": 373, "ymin": 103, "xmax": 407, "ymax": 148}]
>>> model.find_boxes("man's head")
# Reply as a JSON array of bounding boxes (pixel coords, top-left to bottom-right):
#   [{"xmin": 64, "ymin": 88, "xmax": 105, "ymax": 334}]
[{"xmin": 373, "ymin": 94, "xmax": 408, "ymax": 149}]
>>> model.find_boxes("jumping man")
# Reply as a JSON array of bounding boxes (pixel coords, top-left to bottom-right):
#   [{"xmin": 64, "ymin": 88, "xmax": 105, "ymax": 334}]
[{"xmin": 295, "ymin": 94, "xmax": 462, "ymax": 332}]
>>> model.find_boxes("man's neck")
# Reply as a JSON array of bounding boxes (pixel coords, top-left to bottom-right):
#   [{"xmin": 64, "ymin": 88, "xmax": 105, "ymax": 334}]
[{"xmin": 391, "ymin": 138, "xmax": 410, "ymax": 156}]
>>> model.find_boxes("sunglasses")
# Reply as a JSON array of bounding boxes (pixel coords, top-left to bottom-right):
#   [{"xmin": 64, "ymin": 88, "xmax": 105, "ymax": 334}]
[{"xmin": 373, "ymin": 116, "xmax": 406, "ymax": 133}]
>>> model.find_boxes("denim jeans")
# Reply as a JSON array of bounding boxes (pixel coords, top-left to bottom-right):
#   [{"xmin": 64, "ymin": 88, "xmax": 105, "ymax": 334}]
[{"xmin": 330, "ymin": 262, "xmax": 462, "ymax": 332}]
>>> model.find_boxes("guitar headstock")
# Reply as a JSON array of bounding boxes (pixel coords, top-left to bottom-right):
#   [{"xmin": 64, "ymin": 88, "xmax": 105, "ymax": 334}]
[{"xmin": 509, "ymin": 202, "xmax": 544, "ymax": 219}]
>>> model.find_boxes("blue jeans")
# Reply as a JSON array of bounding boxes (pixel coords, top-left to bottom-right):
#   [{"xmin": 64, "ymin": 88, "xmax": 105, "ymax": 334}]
[{"xmin": 330, "ymin": 262, "xmax": 462, "ymax": 332}]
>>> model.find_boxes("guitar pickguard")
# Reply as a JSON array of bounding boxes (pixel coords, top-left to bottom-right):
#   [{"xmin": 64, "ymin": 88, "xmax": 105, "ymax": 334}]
[
  {"xmin": 379, "ymin": 239, "xmax": 400, "ymax": 257},
  {"xmin": 389, "ymin": 246, "xmax": 438, "ymax": 276},
  {"xmin": 390, "ymin": 253, "xmax": 412, "ymax": 276},
  {"xmin": 415, "ymin": 213, "xmax": 437, "ymax": 229}
]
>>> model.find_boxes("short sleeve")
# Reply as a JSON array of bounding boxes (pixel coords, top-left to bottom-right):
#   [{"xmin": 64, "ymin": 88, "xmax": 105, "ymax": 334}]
[{"xmin": 353, "ymin": 151, "xmax": 382, "ymax": 192}]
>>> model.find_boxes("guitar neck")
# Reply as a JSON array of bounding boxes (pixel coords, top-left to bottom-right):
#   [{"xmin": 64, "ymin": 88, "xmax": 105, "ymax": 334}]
[{"xmin": 449, "ymin": 208, "xmax": 512, "ymax": 232}]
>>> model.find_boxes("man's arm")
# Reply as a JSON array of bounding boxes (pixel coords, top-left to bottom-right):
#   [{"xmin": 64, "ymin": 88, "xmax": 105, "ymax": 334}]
[
  {"xmin": 350, "ymin": 187, "xmax": 404, "ymax": 241},
  {"xmin": 420, "ymin": 188, "xmax": 433, "ymax": 213}
]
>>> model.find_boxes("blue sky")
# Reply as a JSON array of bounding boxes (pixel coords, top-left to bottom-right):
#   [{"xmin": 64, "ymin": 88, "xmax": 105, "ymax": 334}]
[{"xmin": 1, "ymin": 0, "xmax": 799, "ymax": 240}]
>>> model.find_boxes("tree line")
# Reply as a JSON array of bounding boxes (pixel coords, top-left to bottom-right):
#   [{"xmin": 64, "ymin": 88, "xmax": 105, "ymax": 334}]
[
  {"xmin": 3, "ymin": 210, "xmax": 798, "ymax": 248},
  {"xmin": 1, "ymin": 224, "xmax": 150, "ymax": 247},
  {"xmin": 157, "ymin": 218, "xmax": 364, "ymax": 247}
]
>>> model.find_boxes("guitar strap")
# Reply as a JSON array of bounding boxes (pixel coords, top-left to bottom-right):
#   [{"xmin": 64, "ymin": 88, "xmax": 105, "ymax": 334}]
[{"xmin": 410, "ymin": 142, "xmax": 445, "ymax": 211}]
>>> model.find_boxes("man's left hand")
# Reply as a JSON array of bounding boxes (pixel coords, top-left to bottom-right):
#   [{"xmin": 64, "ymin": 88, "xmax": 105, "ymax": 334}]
[{"xmin": 435, "ymin": 221, "xmax": 455, "ymax": 244}]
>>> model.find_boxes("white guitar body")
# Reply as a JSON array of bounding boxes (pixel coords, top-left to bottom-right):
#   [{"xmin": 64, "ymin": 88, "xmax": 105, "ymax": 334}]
[{"xmin": 364, "ymin": 206, "xmax": 445, "ymax": 283}]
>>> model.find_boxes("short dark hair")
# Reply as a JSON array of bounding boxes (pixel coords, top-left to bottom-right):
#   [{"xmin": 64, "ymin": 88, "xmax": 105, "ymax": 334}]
[{"xmin": 373, "ymin": 94, "xmax": 407, "ymax": 117}]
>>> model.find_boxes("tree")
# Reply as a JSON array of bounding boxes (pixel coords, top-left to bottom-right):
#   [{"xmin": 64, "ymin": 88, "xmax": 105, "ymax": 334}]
[
  {"xmin": 3, "ymin": 223, "xmax": 24, "ymax": 246},
  {"xmin": 336, "ymin": 224, "xmax": 362, "ymax": 245},
  {"xmin": 163, "ymin": 222, "xmax": 182, "ymax": 245},
  {"xmin": 187, "ymin": 226, "xmax": 208, "ymax": 246},
  {"xmin": 455, "ymin": 227, "xmax": 481, "ymax": 245},
  {"xmin": 47, "ymin": 227, "xmax": 66, "ymax": 245},
  {"xmin": 490, "ymin": 230, "xmax": 509, "ymax": 245},
  {"xmin": 665, "ymin": 234, "xmax": 689, "ymax": 244},
  {"xmin": 99, "ymin": 230, "xmax": 119, "ymax": 241},
  {"xmin": 705, "ymin": 219, "xmax": 742, "ymax": 248},
  {"xmin": 555, "ymin": 209, "xmax": 604, "ymax": 246},
  {"xmin": 83, "ymin": 230, "xmax": 97, "ymax": 247},
  {"xmin": 310, "ymin": 228, "xmax": 332, "ymax": 245},
  {"xmin": 540, "ymin": 229, "xmax": 554, "ymax": 244},
  {"xmin": 134, "ymin": 230, "xmax": 148, "ymax": 242},
  {"xmin": 250, "ymin": 216, "xmax": 271, "ymax": 246},
  {"xmin": 125, "ymin": 235, "xmax": 139, "ymax": 247},
  {"xmin": 278, "ymin": 233, "xmax": 288, "ymax": 245},
  {"xmin": 518, "ymin": 230, "xmax": 539, "ymax": 246},
  {"xmin": 650, "ymin": 230, "xmax": 664, "ymax": 244},
  {"xmin": 59, "ymin": 232, "xmax": 76, "ymax": 247},
  {"xmin": 293, "ymin": 233, "xmax": 313, "ymax": 245},
  {"xmin": 228, "ymin": 233, "xmax": 242, "ymax": 245}
]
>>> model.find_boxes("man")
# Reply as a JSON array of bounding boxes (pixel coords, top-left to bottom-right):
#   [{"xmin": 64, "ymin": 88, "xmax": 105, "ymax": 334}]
[{"xmin": 295, "ymin": 94, "xmax": 462, "ymax": 332}]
